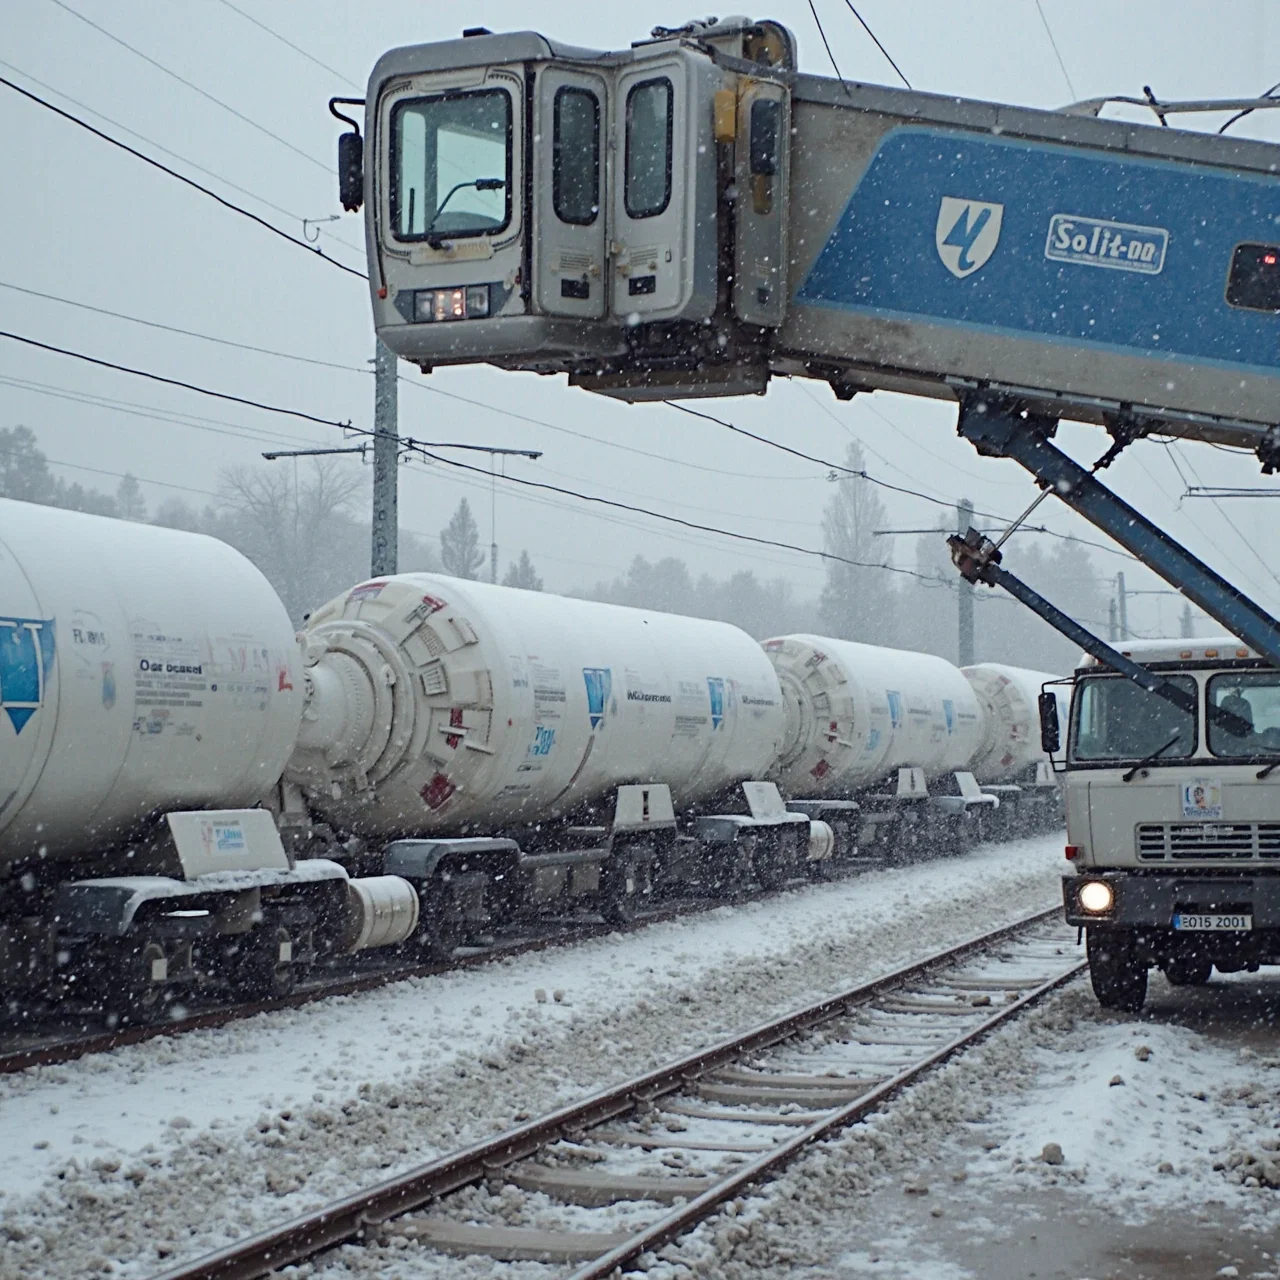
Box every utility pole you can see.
[1108,598,1118,642]
[1116,571,1129,641]
[371,339,398,577]
[1181,602,1194,639]
[956,498,975,666]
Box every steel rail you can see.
[147,905,1070,1280]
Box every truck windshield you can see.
[1207,671,1280,757]
[391,90,510,240]
[1071,675,1197,763]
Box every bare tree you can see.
[218,459,365,622]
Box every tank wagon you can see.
[0,502,1062,1017]
[0,500,419,1018]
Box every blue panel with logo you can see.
[582,667,612,731]
[0,618,56,735]
[795,128,1280,374]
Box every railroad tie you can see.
[382,1219,634,1263]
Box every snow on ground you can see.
[0,833,1061,1279]
[663,976,1280,1280]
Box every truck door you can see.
[533,67,608,318]
[610,59,687,320]
[733,79,790,327]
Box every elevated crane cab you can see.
[343,17,794,400]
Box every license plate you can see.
[1172,913,1252,931]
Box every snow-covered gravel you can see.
[660,976,1280,1280]
[0,834,1062,1279]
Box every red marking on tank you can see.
[421,774,455,810]
[348,581,386,601]
[445,707,464,749]
[1001,752,1014,767]
[421,594,447,613]
[811,759,830,779]
[277,669,294,692]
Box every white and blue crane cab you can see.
[334,15,1280,434]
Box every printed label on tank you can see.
[886,690,903,729]
[674,680,710,738]
[201,820,247,855]
[707,677,725,730]
[521,662,566,772]
[134,628,210,736]
[935,197,1004,278]
[582,667,612,730]
[210,634,273,714]
[1045,214,1167,275]
[0,617,56,735]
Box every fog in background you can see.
[3,0,1277,670]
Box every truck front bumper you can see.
[1063,871,1280,929]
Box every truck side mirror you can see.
[338,131,363,212]
[1038,691,1061,754]
[749,99,780,176]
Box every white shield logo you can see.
[936,196,1004,279]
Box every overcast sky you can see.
[2,0,1277,638]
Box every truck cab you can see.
[1057,638,1280,1010]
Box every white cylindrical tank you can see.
[287,574,785,835]
[763,634,984,798]
[0,499,304,863]
[962,663,1066,783]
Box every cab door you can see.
[610,58,687,319]
[533,67,607,318]
[733,79,790,327]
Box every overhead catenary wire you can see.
[838,0,912,89]
[45,0,333,173]
[1032,0,1077,99]
[669,401,1142,562]
[0,73,367,280]
[806,0,853,95]
[0,328,937,584]
[211,0,362,90]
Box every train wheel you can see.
[1086,928,1148,1012]
[601,858,649,927]
[245,924,300,1000]
[116,941,170,1025]
[417,880,465,963]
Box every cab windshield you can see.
[1070,674,1197,763]
[390,89,511,240]
[1207,671,1280,758]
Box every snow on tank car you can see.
[288,574,787,835]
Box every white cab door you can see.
[610,59,688,320]
[533,67,608,318]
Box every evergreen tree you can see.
[115,473,147,521]
[502,549,543,590]
[440,497,485,579]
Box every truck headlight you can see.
[1078,880,1115,914]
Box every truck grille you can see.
[1136,822,1280,862]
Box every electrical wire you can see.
[0,327,931,583]
[45,0,333,173]
[1219,79,1280,134]
[670,401,1141,561]
[0,73,366,280]
[806,0,853,95]
[212,0,362,90]
[1032,0,1077,99]
[0,58,363,258]
[839,0,912,89]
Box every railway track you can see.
[148,906,1083,1280]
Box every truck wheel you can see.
[116,941,170,1025]
[1164,954,1212,987]
[601,858,650,927]
[1086,928,1148,1012]
[417,880,465,963]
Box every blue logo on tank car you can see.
[0,617,56,735]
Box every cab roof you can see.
[1077,637,1256,670]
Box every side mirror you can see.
[1038,691,1061,755]
[748,99,780,176]
[338,131,363,212]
